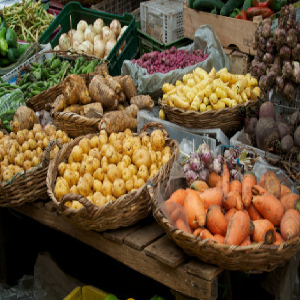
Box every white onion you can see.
[68,29,76,41]
[88,24,95,32]
[84,27,96,44]
[118,26,128,40]
[94,40,106,59]
[94,18,104,35]
[102,26,115,43]
[78,43,88,54]
[110,19,121,37]
[104,39,116,57]
[73,30,84,44]
[94,34,101,44]
[54,45,60,51]
[59,33,71,51]
[77,20,88,33]
[82,41,94,55]
[72,40,81,51]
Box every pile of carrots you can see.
[163,162,300,246]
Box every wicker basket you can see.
[47,122,179,231]
[159,98,260,138]
[0,140,61,207]
[148,184,300,273]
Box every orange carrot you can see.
[251,185,267,196]
[176,218,191,233]
[222,162,230,197]
[252,219,275,244]
[223,191,241,211]
[190,180,209,193]
[193,227,205,237]
[213,234,225,244]
[225,211,251,246]
[169,189,188,206]
[252,193,284,226]
[216,180,222,189]
[280,184,292,198]
[280,193,300,213]
[246,204,263,221]
[240,236,251,246]
[242,172,257,208]
[206,205,228,236]
[280,209,300,240]
[236,195,243,211]
[184,192,206,229]
[200,229,214,240]
[200,187,223,209]
[208,172,221,188]
[229,180,242,196]
[274,231,285,245]
[170,207,187,224]
[225,208,237,223]
[186,188,201,198]
[258,171,281,199]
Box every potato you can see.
[89,148,101,160]
[77,177,90,197]
[32,156,40,167]
[82,154,88,161]
[7,148,17,164]
[132,149,151,168]
[123,141,133,156]
[149,151,157,164]
[150,130,165,151]
[122,155,131,167]
[58,162,68,176]
[0,146,6,158]
[124,128,132,137]
[62,134,69,144]
[16,132,25,145]
[35,132,43,141]
[15,153,24,167]
[101,159,108,173]
[147,142,152,150]
[162,154,171,165]
[106,195,116,202]
[2,169,14,181]
[56,130,64,139]
[106,146,120,164]
[93,179,102,192]
[64,169,78,187]
[28,131,34,140]
[162,147,171,156]
[70,162,79,172]
[102,180,113,196]
[93,192,106,206]
[71,145,83,162]
[107,165,121,182]
[99,134,108,150]
[79,138,91,154]
[71,201,84,210]
[150,169,158,178]
[36,147,42,157]
[156,152,162,162]
[132,137,141,152]
[109,132,117,145]
[68,153,74,165]
[99,130,108,138]
[137,165,149,181]
[142,136,150,147]
[83,173,94,190]
[117,132,126,141]
[150,164,158,172]
[79,159,94,176]
[23,160,32,171]
[104,174,108,181]
[90,136,99,149]
[114,140,123,154]
[101,144,109,157]
[93,168,105,181]
[70,185,78,194]
[54,178,70,201]
[125,179,134,192]
[128,164,137,176]
[117,161,127,173]
[134,178,145,189]
[112,179,126,198]
[122,168,132,182]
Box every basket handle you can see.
[59,193,94,215]
[140,122,169,139]
[41,139,62,168]
[16,65,31,85]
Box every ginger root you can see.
[130,95,154,110]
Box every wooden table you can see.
[8,201,223,300]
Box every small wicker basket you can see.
[47,122,179,231]
[0,140,61,207]
[159,98,259,137]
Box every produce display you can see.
[54,129,172,209]
[251,4,300,103]
[0,112,71,182]
[132,46,209,74]
[55,18,128,59]
[161,67,260,112]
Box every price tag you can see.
[271,18,278,33]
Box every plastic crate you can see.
[64,286,107,300]
[140,0,184,44]
[136,20,192,56]
[39,2,138,76]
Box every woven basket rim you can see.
[51,110,101,125]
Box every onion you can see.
[77,20,88,33]
[54,45,60,51]
[84,27,96,44]
[104,39,116,57]
[94,40,105,59]
[72,41,80,51]
[88,24,95,32]
[73,30,84,44]
[78,43,88,54]
[94,18,104,35]
[68,29,76,40]
[59,33,71,51]
[102,26,115,43]
[82,41,94,55]
[94,34,101,44]
[118,26,128,40]
[110,19,121,37]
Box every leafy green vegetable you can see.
[6,27,18,48]
[0,27,8,56]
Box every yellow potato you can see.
[150,130,165,152]
[117,161,127,173]
[2,169,14,181]
[128,164,138,176]
[137,165,149,181]
[132,137,141,152]
[93,192,106,206]
[134,178,145,189]
[122,168,133,182]
[83,173,94,189]
[93,179,102,192]
[125,179,134,192]
[132,148,151,168]
[209,93,218,105]
[89,148,101,160]
[15,153,24,167]
[150,169,158,178]
[79,138,91,154]
[71,201,84,210]
[108,132,117,146]
[101,180,113,196]
[79,159,94,176]
[93,168,105,181]
[68,153,74,165]
[77,177,90,197]
[98,134,108,151]
[200,103,206,112]
[124,128,132,137]
[58,162,67,177]
[162,154,171,165]
[105,146,120,164]
[149,150,157,164]
[114,140,123,154]
[90,136,99,149]
[123,140,133,156]
[54,178,70,201]
[71,145,83,162]
[116,132,126,141]
[107,165,121,182]
[92,157,101,171]
[112,179,126,198]
[122,155,131,167]
[70,185,78,194]
[64,169,78,187]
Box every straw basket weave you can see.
[0,140,61,207]
[159,98,259,137]
[47,122,179,231]
[148,184,300,273]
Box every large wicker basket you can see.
[148,184,300,273]
[0,140,61,207]
[159,98,259,137]
[47,122,179,231]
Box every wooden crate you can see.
[224,48,251,75]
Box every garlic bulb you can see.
[77,20,88,33]
[59,34,71,51]
[94,40,105,59]
[82,40,94,55]
[94,18,104,35]
[84,27,96,44]
[110,19,121,37]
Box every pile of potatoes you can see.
[0,124,71,182]
[54,128,172,210]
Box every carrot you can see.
[164,200,177,220]
[252,219,275,244]
[243,211,254,234]
[170,207,187,225]
[176,218,191,233]
[280,184,292,198]
[280,209,300,240]
[216,180,222,189]
[190,180,209,193]
[242,172,257,208]
[222,162,230,197]
[193,227,205,237]
[208,172,221,188]
[225,211,251,246]
[246,204,263,221]
[240,236,251,246]
[225,208,237,223]
[213,234,225,244]
[200,229,214,240]
[184,193,206,229]
[252,194,284,226]
[274,231,285,245]
[229,180,242,196]
[236,195,243,211]
[169,189,188,206]
[280,193,300,213]
[251,185,267,196]
[258,171,281,199]
[200,187,223,209]
[223,191,241,211]
[206,205,228,236]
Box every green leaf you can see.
[42,3,50,10]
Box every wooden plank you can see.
[124,222,165,251]
[224,48,250,75]
[144,235,186,268]
[45,201,57,213]
[184,260,223,282]
[13,204,219,300]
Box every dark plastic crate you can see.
[39,2,138,76]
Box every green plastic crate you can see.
[136,21,192,56]
[39,2,138,76]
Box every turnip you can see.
[259,101,276,120]
[278,122,291,139]
[294,126,300,148]
[256,118,279,151]
[287,28,298,48]
[280,45,291,60]
[282,82,296,103]
[275,76,285,93]
[280,135,294,153]
[282,61,293,78]
[244,117,258,143]
[291,111,300,125]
